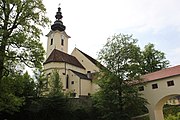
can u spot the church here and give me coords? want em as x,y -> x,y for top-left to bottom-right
43,7 -> 100,98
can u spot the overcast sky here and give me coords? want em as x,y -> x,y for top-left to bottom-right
42,0 -> 180,66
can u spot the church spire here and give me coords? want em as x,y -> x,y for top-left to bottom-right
51,6 -> 66,31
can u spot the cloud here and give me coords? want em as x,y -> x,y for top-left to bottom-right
42,0 -> 180,65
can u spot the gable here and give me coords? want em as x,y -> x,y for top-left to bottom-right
71,48 -> 104,72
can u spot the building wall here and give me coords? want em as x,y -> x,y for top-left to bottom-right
68,71 -> 93,97
68,71 -> 80,97
80,79 -> 91,96
139,75 -> 180,120
46,30 -> 69,58
71,48 -> 100,73
44,62 -> 85,90
140,75 -> 180,105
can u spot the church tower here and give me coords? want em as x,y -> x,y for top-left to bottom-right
46,6 -> 70,58
44,5 -> 101,97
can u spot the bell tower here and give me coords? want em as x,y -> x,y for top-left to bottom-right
46,6 -> 70,58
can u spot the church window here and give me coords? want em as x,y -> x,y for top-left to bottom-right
66,75 -> 69,89
152,83 -> 158,89
71,81 -> 74,84
61,39 -> 64,46
50,38 -> 53,45
61,35 -> 64,46
167,80 -> 174,87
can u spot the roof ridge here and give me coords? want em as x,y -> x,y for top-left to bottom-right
142,65 -> 180,82
143,65 -> 180,77
76,48 -> 103,67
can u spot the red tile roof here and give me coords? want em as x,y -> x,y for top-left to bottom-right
44,49 -> 85,69
142,65 -> 180,82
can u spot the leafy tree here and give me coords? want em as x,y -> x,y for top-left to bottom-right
0,72 -> 35,114
141,43 -> 169,74
0,0 -> 50,80
36,70 -> 68,120
34,69 -> 48,97
6,70 -> 68,120
48,70 -> 63,96
165,113 -> 180,120
93,34 -> 148,120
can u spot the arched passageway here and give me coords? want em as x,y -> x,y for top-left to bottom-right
139,65 -> 180,120
147,94 -> 179,120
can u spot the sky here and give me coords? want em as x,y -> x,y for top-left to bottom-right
42,0 -> 180,66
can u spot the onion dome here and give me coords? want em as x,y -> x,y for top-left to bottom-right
51,7 -> 66,31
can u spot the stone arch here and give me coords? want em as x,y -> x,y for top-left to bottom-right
149,94 -> 180,120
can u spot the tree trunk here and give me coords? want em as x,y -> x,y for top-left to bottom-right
0,44 -> 5,80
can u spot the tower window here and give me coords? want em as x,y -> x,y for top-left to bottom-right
50,38 -> 53,45
167,80 -> 174,87
61,35 -> 64,46
152,83 -> 158,89
61,39 -> 64,46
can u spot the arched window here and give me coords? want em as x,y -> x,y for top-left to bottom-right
61,35 -> 64,46
61,39 -> 64,46
66,75 -> 69,89
50,38 -> 53,45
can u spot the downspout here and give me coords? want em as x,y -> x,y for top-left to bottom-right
79,78 -> 81,97
64,62 -> 66,75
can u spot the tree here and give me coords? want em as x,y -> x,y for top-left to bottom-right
0,0 -> 50,80
48,70 -> 63,96
141,43 -> 169,74
36,70 -> 68,120
93,34 -> 147,120
34,69 -> 48,97
0,72 -> 36,115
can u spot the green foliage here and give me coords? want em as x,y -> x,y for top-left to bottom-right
98,34 -> 142,80
1,70 -> 69,120
141,43 -> 169,74
0,0 -> 50,80
34,71 -> 68,120
163,104 -> 180,119
34,69 -> 48,97
93,34 -> 148,120
0,72 -> 36,114
165,112 -> 180,120
48,70 -> 63,96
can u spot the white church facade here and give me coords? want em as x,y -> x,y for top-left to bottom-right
43,7 -> 100,98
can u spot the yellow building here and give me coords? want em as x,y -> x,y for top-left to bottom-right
139,65 -> 180,120
43,7 -> 100,98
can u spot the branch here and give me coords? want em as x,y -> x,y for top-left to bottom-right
0,16 -> 4,21
9,3 -> 15,13
7,2 -> 26,35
